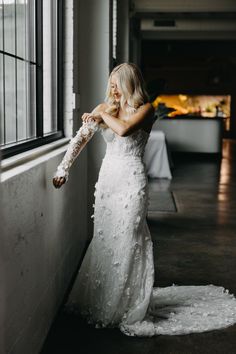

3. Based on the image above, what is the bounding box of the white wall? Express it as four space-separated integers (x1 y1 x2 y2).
0 151 87 354
0 0 102 352
0 0 84 351
0 0 114 352
76 0 111 237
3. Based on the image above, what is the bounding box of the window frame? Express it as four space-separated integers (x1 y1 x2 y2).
1 0 64 159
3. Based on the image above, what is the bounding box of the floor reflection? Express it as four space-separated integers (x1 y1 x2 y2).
217 139 236 224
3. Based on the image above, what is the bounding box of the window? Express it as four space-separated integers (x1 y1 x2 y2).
0 0 64 159
112 0 117 62
109 0 117 70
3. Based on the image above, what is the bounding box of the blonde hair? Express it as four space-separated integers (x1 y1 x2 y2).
103 63 149 122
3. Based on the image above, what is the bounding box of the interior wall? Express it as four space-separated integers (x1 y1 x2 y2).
0 0 117 352
0 151 87 354
0 0 86 353
76 0 111 238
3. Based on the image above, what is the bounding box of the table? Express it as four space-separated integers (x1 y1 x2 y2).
144 130 172 179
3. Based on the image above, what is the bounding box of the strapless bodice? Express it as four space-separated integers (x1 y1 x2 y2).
100 127 150 158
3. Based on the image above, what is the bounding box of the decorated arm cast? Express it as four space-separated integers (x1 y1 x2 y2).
53 120 100 182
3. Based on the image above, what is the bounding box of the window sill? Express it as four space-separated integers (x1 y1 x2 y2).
1 137 70 182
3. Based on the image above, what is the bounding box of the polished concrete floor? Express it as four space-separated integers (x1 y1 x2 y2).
41 139 236 354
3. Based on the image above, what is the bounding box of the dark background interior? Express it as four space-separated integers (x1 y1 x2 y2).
141 40 236 138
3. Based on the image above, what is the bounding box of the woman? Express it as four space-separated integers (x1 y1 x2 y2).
53 63 236 336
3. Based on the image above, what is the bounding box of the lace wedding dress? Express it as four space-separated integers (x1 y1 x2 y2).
54 120 236 337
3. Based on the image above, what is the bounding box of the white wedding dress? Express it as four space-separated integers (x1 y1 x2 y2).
54 120 236 337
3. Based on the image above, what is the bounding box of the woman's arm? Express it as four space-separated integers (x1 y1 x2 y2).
99 103 154 136
81 103 107 124
53 115 101 188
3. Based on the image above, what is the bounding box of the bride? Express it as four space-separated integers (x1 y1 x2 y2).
53 63 236 337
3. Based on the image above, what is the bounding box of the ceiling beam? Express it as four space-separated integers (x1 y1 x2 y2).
132 12 236 20
141 30 236 40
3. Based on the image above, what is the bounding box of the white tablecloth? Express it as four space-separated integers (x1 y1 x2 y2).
144 130 172 179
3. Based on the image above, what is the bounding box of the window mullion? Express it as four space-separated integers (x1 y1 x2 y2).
15 0 18 143
36 0 43 137
2 2 6 145
57 0 64 133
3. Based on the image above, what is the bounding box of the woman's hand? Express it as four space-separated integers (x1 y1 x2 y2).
52 176 66 189
81 112 103 124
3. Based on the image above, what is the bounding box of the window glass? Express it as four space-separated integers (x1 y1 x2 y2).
0 0 3 50
43 0 57 135
16 59 27 140
5 55 16 144
3 0 16 55
0 53 4 145
16 0 26 59
27 62 36 138
27 0 35 62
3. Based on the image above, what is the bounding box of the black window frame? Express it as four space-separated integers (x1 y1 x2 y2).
1 0 64 159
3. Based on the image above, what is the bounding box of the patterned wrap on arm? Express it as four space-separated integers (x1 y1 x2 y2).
53 120 100 181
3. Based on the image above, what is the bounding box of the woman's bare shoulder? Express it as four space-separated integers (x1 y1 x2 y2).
138 102 155 114
92 102 109 113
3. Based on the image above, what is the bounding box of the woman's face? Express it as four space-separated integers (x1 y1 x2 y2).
110 74 121 102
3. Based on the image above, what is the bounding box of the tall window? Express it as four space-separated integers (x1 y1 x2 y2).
0 0 63 158
112 0 117 62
